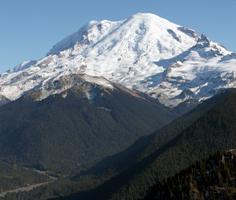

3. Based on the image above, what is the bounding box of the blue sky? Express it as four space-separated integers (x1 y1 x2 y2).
0 0 235 71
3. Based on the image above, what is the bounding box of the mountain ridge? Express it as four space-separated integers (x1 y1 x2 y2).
0 73 173 174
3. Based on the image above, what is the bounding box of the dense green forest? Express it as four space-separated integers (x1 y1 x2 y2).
144 150 236 200
51 90 236 200
104 90 236 200
0 82 173 176
2 90 236 200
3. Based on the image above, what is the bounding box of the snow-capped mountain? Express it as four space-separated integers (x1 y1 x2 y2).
1 12 236 107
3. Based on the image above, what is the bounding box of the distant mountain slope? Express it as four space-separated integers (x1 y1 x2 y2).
58 89 236 200
0 13 236 109
144 150 236 200
0 74 173 174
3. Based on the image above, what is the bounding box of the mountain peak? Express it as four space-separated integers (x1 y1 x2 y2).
1 13 236 109
48 12 193 56
128 12 166 20
127 12 177 25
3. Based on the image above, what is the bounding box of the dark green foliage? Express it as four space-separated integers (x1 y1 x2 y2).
83 90 223 176
144 150 236 200
3 88 236 200
55 89 236 200
105 90 236 200
0 85 173 175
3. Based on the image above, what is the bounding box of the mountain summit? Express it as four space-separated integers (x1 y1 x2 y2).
1 13 236 107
